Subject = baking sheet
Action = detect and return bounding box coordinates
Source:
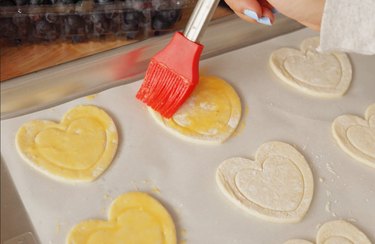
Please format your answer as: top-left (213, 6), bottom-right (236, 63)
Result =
top-left (1, 28), bottom-right (375, 244)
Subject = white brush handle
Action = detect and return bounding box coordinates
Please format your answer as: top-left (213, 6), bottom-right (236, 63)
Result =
top-left (183, 0), bottom-right (221, 42)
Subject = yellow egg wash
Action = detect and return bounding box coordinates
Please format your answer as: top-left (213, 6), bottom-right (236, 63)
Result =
top-left (85, 94), bottom-right (97, 101)
top-left (150, 76), bottom-right (242, 144)
top-left (16, 105), bottom-right (118, 182)
top-left (67, 192), bottom-right (176, 244)
top-left (233, 104), bottom-right (248, 137)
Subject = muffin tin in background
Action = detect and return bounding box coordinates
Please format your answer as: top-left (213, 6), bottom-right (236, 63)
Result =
top-left (0, 0), bottom-right (196, 44)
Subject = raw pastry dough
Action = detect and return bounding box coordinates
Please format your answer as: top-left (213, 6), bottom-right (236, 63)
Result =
top-left (66, 192), bottom-right (176, 244)
top-left (270, 37), bottom-right (352, 97)
top-left (16, 105), bottom-right (118, 182)
top-left (216, 141), bottom-right (314, 223)
top-left (284, 239), bottom-right (314, 244)
top-left (317, 220), bottom-right (371, 244)
top-left (286, 220), bottom-right (371, 244)
top-left (149, 76), bottom-right (241, 144)
top-left (332, 104), bottom-right (375, 168)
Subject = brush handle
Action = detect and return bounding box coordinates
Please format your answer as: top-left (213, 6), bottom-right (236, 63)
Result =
top-left (183, 0), bottom-right (221, 42)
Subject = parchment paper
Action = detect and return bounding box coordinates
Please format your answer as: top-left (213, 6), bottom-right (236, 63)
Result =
top-left (1, 28), bottom-right (375, 244)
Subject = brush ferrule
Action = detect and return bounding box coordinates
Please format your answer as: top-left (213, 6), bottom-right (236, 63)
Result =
top-left (183, 0), bottom-right (221, 42)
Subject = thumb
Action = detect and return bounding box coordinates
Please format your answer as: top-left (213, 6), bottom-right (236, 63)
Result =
top-left (225, 0), bottom-right (263, 18)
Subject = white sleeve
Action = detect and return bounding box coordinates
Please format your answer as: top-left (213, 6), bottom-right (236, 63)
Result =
top-left (320, 0), bottom-right (375, 55)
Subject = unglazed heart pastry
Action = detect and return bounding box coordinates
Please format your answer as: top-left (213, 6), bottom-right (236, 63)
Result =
top-left (149, 76), bottom-right (241, 144)
top-left (284, 240), bottom-right (314, 244)
top-left (270, 37), bottom-right (352, 97)
top-left (216, 141), bottom-right (314, 223)
top-left (67, 192), bottom-right (176, 244)
top-left (317, 220), bottom-right (371, 244)
top-left (16, 105), bottom-right (118, 182)
top-left (286, 220), bottom-right (371, 244)
top-left (332, 104), bottom-right (375, 168)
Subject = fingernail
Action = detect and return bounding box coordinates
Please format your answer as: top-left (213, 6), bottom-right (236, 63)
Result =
top-left (243, 9), bottom-right (259, 20)
top-left (244, 9), bottom-right (272, 26)
top-left (257, 16), bottom-right (272, 25)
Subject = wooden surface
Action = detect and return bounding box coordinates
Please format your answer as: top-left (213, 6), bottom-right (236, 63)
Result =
top-left (0, 7), bottom-right (232, 82)
top-left (0, 39), bottom-right (134, 81)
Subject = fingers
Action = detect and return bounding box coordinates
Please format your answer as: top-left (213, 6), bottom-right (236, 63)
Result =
top-left (261, 5), bottom-right (275, 24)
top-left (234, 11), bottom-right (260, 24)
top-left (225, 0), bottom-right (263, 17)
top-left (224, 0), bottom-right (275, 25)
top-left (259, 0), bottom-right (274, 12)
top-left (266, 0), bottom-right (324, 30)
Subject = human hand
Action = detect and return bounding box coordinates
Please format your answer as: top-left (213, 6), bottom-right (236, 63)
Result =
top-left (224, 0), bottom-right (275, 26)
top-left (224, 0), bottom-right (325, 30)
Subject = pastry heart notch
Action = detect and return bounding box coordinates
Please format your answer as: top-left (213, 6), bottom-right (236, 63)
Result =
top-left (16, 105), bottom-right (118, 182)
top-left (332, 104), bottom-right (375, 168)
top-left (216, 141), bottom-right (314, 223)
top-left (284, 220), bottom-right (372, 244)
top-left (270, 37), bottom-right (352, 97)
top-left (67, 192), bottom-right (177, 244)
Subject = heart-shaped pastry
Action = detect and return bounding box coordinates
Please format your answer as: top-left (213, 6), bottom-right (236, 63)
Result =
top-left (216, 141), bottom-right (314, 223)
top-left (16, 105), bottom-right (118, 182)
top-left (285, 220), bottom-right (371, 244)
top-left (67, 192), bottom-right (176, 244)
top-left (317, 220), bottom-right (371, 244)
top-left (332, 104), bottom-right (375, 168)
top-left (149, 76), bottom-right (242, 144)
top-left (270, 37), bottom-right (352, 97)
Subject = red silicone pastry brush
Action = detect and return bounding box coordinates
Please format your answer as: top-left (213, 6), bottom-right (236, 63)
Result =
top-left (136, 0), bottom-right (221, 118)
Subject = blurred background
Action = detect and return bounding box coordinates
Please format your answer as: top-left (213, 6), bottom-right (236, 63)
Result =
top-left (0, 0), bottom-right (233, 81)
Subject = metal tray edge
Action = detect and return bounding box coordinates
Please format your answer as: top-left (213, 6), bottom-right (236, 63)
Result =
top-left (1, 14), bottom-right (303, 120)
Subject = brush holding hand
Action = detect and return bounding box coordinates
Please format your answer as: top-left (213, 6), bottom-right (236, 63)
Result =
top-left (224, 0), bottom-right (375, 55)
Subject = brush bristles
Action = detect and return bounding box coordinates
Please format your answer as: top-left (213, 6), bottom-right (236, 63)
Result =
top-left (136, 60), bottom-right (196, 118)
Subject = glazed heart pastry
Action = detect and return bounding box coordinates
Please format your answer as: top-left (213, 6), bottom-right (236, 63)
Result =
top-left (285, 220), bottom-right (371, 244)
top-left (216, 141), bottom-right (314, 223)
top-left (66, 192), bottom-right (176, 244)
top-left (332, 104), bottom-right (375, 168)
top-left (270, 37), bottom-right (352, 97)
top-left (149, 76), bottom-right (242, 144)
top-left (16, 105), bottom-right (118, 182)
